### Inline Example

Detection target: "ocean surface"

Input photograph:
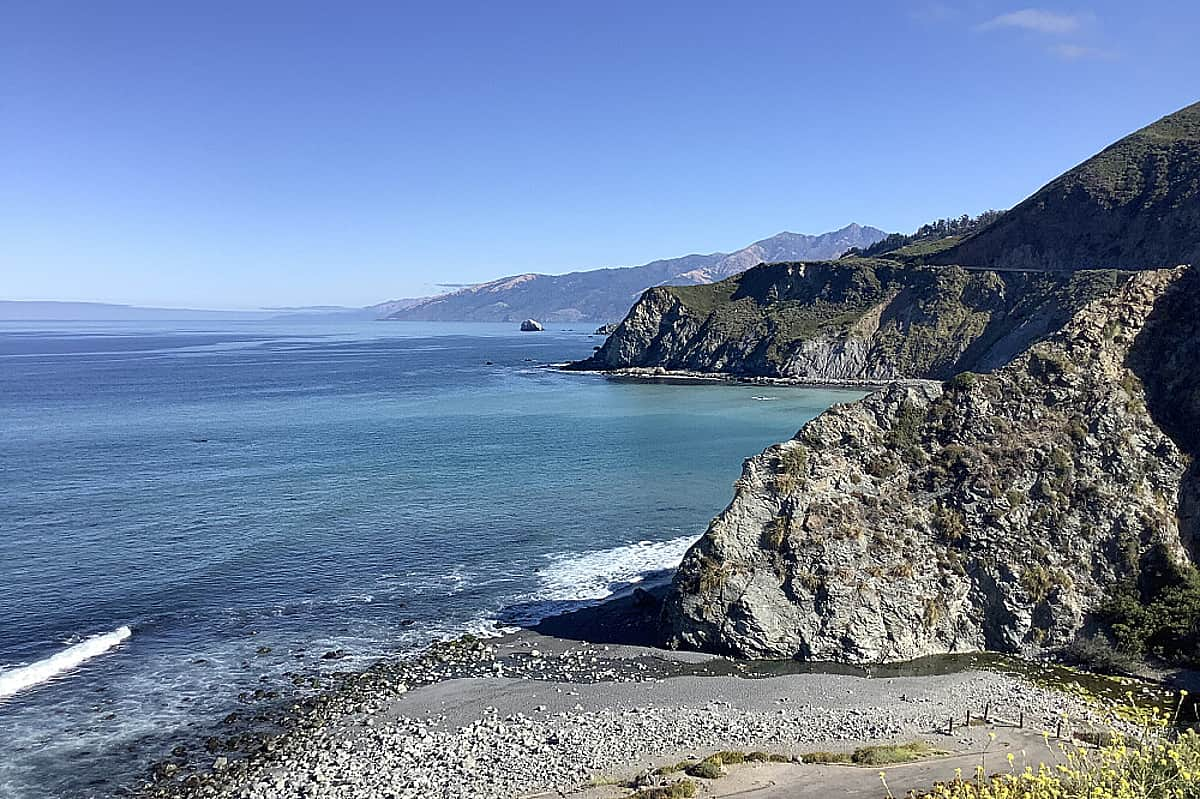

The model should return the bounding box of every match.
[0,319,865,798]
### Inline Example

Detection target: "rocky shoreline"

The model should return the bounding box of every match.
[557,364,927,390]
[130,592,1148,799]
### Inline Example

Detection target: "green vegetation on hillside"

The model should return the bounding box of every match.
[1089,549,1200,668]
[857,211,1004,259]
[935,101,1200,270]
[581,258,1132,379]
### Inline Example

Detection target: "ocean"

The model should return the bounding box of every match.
[0,319,864,797]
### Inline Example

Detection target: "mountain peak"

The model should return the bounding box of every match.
[385,225,888,323]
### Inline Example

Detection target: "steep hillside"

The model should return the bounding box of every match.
[384,225,885,323]
[663,267,1200,662]
[932,102,1200,270]
[571,260,1127,380]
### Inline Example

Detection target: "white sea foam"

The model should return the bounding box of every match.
[0,626,132,700]
[536,535,696,602]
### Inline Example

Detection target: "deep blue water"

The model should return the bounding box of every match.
[0,319,865,797]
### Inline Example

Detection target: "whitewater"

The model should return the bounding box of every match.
[0,318,863,798]
[0,627,132,700]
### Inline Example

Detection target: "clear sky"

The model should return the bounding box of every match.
[3,1,1198,308]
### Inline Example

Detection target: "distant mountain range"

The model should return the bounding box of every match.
[0,299,431,322]
[0,301,281,321]
[383,224,887,323]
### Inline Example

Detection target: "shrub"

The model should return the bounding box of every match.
[1097,557,1200,666]
[851,741,935,765]
[909,729,1200,798]
[886,401,926,457]
[865,455,899,479]
[944,371,978,392]
[1064,634,1144,676]
[777,445,808,475]
[795,571,823,592]
[631,780,697,799]
[684,760,722,779]
[761,516,789,550]
[1028,349,1075,380]
[801,751,851,764]
[707,751,747,765]
[931,503,967,542]
[933,444,972,480]
[923,596,947,628]
[695,556,730,595]
[1020,564,1073,602]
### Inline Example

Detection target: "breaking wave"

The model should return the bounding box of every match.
[536,535,696,602]
[0,626,132,700]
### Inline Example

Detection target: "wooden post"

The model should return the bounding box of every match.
[966,709,971,727]
[984,702,991,723]
[948,717,954,735]
[1019,711,1024,728]
[1056,719,1063,739]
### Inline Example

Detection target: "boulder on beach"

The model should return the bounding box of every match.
[519,319,544,332]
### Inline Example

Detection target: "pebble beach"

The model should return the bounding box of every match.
[133,596,1116,799]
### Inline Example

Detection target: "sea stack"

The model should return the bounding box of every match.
[520,319,544,332]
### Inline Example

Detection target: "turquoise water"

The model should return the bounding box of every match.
[0,319,864,797]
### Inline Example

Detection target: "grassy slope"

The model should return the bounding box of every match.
[932,101,1200,270]
[651,259,1127,377]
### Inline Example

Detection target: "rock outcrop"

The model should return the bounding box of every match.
[663,267,1200,662]
[520,319,544,332]
[570,261,1128,380]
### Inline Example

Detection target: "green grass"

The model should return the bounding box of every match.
[664,281,739,316]
[888,234,966,259]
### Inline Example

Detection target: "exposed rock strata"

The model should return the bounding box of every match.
[664,267,1199,662]
[570,261,1127,381]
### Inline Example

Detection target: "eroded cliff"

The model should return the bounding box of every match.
[571,261,1128,381]
[663,267,1200,662]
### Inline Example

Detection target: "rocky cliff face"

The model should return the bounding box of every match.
[663,267,1200,662]
[572,261,1128,380]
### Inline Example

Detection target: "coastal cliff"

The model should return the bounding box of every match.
[570,261,1127,380]
[663,266,1200,662]
[571,102,1200,384]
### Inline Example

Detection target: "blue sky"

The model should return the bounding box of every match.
[2,2,1198,308]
